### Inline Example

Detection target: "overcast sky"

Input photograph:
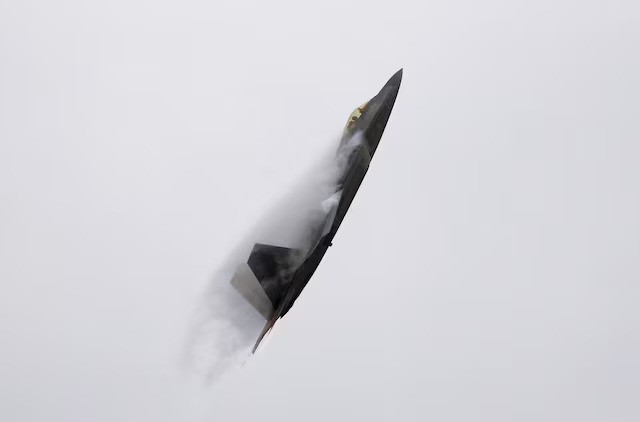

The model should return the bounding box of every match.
[1,1,639,421]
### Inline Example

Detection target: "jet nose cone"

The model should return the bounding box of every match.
[385,68,403,89]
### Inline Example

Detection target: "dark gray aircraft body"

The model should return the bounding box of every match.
[231,70,402,351]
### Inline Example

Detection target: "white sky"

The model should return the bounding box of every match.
[1,1,639,421]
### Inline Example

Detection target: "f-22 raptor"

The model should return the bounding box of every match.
[230,70,403,352]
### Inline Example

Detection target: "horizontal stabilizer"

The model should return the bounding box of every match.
[230,263,274,320]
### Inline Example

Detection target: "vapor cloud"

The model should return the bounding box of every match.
[186,132,363,382]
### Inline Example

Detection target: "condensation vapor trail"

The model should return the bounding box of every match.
[185,134,362,382]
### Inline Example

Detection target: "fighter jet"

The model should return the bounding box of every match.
[230,69,403,352]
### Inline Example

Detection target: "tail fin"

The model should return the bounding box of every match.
[230,243,300,320]
[246,243,300,307]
